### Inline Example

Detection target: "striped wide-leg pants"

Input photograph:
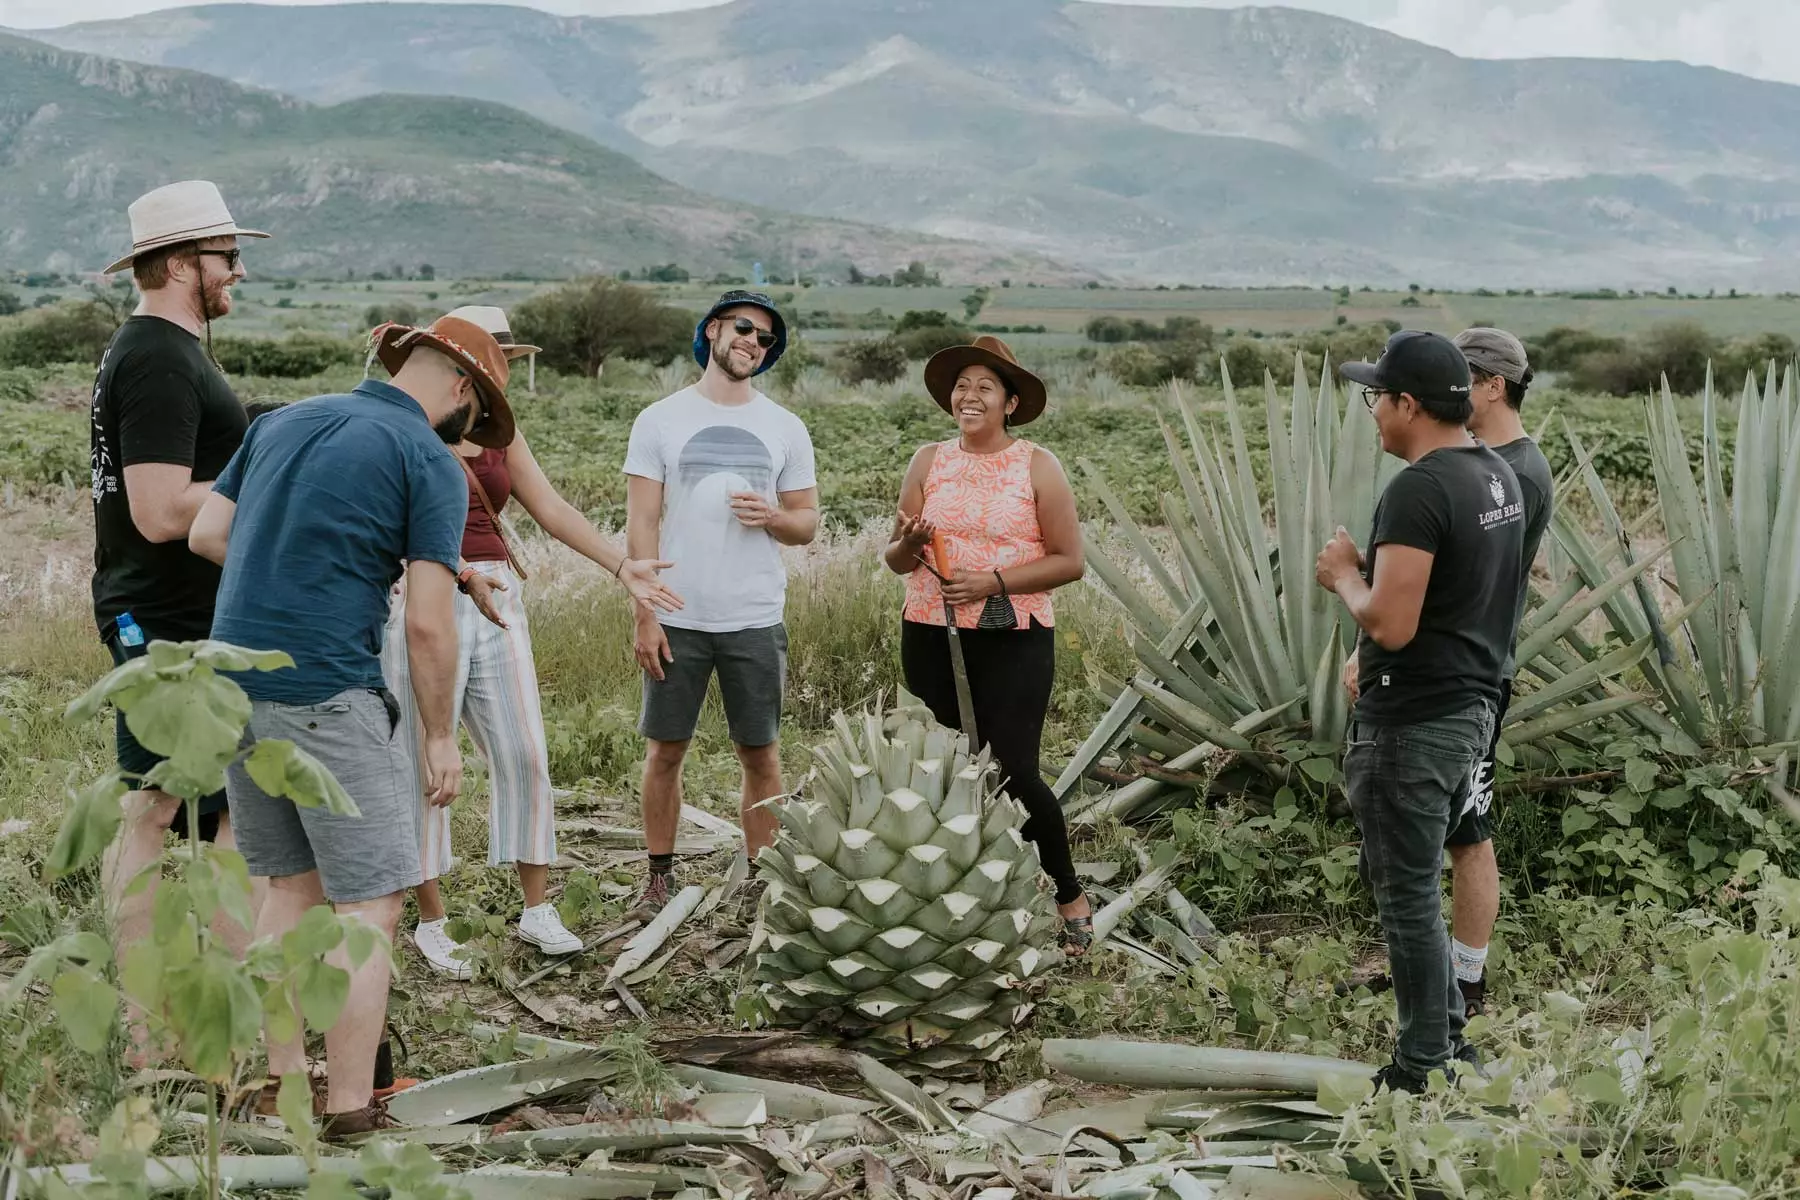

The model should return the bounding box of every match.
[382,562,556,879]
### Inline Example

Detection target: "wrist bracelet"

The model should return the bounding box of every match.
[613,558,625,579]
[456,566,476,594]
[994,569,1008,596]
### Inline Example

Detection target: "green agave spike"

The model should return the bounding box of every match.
[908,757,947,809]
[831,710,860,763]
[942,1020,1009,1053]
[980,793,1026,843]
[848,986,923,1023]
[833,828,902,879]
[941,938,1010,976]
[824,952,890,991]
[763,928,832,974]
[927,812,982,873]
[783,800,845,862]
[847,764,884,830]
[922,727,955,773]
[861,926,949,974]
[762,882,813,931]
[869,787,938,851]
[941,764,986,821]
[889,844,961,900]
[892,718,928,760]
[888,962,963,1002]
[974,908,1034,945]
[792,852,853,908]
[808,746,854,817]
[844,877,926,927]
[806,907,877,955]
[912,892,987,941]
[954,858,1016,907]
[860,711,887,765]
[778,971,853,1003]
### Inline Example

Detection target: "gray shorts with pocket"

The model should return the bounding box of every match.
[226,687,423,904]
[640,623,787,747]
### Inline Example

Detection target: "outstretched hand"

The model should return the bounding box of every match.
[895,509,936,555]
[619,558,684,614]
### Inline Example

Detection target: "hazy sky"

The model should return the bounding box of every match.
[3,0,1796,88]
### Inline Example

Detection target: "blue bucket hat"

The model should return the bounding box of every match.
[693,290,787,376]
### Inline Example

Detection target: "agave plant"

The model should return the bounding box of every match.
[754,693,1055,1076]
[1554,362,1800,755]
[1061,358,1666,819]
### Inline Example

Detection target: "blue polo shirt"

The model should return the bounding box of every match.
[210,380,466,704]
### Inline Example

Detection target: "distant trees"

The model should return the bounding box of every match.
[0,289,20,317]
[0,300,115,367]
[514,276,694,375]
[836,337,908,385]
[1535,322,1796,396]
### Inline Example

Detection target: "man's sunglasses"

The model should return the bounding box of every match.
[725,316,778,349]
[193,248,243,271]
[454,367,491,426]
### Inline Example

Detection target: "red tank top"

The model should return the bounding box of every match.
[460,446,511,564]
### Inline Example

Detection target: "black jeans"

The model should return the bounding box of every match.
[899,618,1082,905]
[1345,701,1493,1079]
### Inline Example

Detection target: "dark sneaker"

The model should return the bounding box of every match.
[631,871,673,919]
[1458,975,1486,1019]
[1371,1062,1428,1095]
[1451,1037,1487,1079]
[320,1103,399,1142]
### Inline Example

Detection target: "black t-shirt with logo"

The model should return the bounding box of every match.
[1354,443,1525,724]
[90,316,248,642]
[1494,436,1555,682]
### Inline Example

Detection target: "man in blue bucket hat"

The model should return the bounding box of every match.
[623,290,817,915]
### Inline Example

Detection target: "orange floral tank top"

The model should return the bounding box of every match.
[903,438,1054,630]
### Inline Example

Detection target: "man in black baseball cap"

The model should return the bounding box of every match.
[1314,330,1525,1093]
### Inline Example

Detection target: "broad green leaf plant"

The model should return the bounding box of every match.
[2,640,381,1200]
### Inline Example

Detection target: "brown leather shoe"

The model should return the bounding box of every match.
[320,1102,398,1142]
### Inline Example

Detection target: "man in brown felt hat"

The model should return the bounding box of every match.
[189,315,514,1137]
[89,180,268,1063]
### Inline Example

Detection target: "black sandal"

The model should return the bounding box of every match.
[1058,914,1094,958]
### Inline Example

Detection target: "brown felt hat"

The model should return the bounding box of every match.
[924,335,1047,425]
[371,315,516,449]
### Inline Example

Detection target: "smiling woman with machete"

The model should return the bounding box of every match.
[882,336,1093,955]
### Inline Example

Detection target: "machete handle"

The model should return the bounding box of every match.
[930,532,955,579]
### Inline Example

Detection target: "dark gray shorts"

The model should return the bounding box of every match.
[640,623,787,748]
[225,688,423,904]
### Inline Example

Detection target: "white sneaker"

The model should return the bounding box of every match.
[516,904,582,956]
[411,918,473,980]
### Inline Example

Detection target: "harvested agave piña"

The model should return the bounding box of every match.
[754,692,1056,1076]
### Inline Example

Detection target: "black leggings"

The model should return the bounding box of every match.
[899,618,1082,905]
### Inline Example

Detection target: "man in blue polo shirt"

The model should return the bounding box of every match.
[190,315,515,1138]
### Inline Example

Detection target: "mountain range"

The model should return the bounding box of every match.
[13,0,1800,286]
[0,29,1068,280]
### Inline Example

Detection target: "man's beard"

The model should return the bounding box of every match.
[199,275,233,321]
[433,398,475,445]
[712,335,758,382]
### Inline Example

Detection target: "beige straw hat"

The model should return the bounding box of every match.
[103,180,269,275]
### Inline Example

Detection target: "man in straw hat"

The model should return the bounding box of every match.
[189,314,514,1138]
[624,290,817,915]
[88,180,268,1062]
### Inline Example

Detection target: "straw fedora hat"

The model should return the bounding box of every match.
[923,335,1047,425]
[442,306,542,359]
[371,316,517,449]
[103,181,269,275]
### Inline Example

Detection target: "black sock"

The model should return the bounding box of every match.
[648,853,674,877]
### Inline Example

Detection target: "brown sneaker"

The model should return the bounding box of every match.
[630,871,673,919]
[247,1075,326,1120]
[320,1102,398,1142]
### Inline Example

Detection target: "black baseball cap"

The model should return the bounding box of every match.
[1340,330,1472,408]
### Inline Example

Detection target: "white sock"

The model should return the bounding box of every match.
[1451,938,1488,984]
[416,916,446,931]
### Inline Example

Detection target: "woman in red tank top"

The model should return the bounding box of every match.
[881,336,1094,955]
[381,307,684,979]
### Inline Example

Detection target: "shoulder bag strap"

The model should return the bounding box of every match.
[458,453,529,581]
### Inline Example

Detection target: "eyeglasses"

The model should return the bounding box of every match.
[1361,387,1393,412]
[727,316,778,349]
[193,248,243,271]
[454,367,490,425]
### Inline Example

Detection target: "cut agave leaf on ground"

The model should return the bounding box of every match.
[27,1156,360,1195]
[488,1118,759,1157]
[470,1023,597,1058]
[668,1064,877,1121]
[460,1168,681,1200]
[1217,1165,1366,1199]
[1042,1040,1369,1095]
[690,1092,769,1127]
[384,1048,623,1127]
[607,884,706,986]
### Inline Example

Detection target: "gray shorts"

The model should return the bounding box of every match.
[226,688,423,904]
[640,623,787,747]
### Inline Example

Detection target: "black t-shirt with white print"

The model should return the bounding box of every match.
[1354,443,1525,725]
[90,316,248,642]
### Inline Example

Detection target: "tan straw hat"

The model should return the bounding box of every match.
[103,180,270,275]
[442,306,542,359]
[371,315,516,449]
[923,335,1047,425]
